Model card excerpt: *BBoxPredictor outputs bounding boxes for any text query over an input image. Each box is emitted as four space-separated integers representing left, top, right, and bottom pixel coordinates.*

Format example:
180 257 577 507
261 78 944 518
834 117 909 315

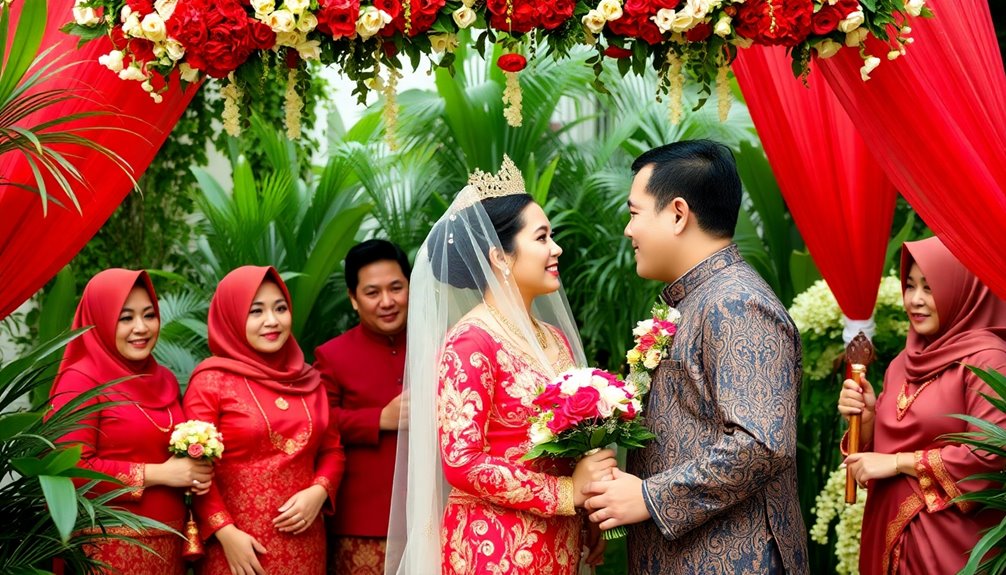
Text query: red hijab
898 237 1006 384
190 266 319 394
54 268 179 408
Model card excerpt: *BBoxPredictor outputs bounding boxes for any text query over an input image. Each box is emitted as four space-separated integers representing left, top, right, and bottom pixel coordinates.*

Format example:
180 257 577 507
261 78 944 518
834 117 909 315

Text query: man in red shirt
314 239 410 575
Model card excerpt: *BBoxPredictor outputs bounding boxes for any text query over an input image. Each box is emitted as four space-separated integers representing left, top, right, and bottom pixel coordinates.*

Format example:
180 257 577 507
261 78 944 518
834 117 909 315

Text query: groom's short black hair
631 140 741 239
345 239 412 293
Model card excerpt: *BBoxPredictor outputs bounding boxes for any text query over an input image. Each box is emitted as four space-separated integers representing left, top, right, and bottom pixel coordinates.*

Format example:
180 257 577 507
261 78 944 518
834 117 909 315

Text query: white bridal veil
384 157 586 575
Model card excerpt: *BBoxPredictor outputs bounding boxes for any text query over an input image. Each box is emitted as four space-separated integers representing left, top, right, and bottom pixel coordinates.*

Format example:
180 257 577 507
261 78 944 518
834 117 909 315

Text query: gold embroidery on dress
556 477 575 517
244 378 313 456
207 511 231 530
882 492 924 575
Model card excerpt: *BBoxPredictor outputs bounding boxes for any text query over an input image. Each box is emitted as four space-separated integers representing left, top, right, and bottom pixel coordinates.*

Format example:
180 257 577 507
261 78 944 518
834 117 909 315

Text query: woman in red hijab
184 266 344 575
49 269 213 574
839 237 1006 574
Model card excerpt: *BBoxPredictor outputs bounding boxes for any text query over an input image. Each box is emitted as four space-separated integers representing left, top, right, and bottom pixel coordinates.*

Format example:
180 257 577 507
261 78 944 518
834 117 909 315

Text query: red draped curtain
818 0 1006 300
0 0 198 319
732 46 897 321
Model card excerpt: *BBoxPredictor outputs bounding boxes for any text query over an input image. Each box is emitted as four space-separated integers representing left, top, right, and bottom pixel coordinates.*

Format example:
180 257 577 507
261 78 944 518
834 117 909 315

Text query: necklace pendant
275 397 289 410
897 395 909 410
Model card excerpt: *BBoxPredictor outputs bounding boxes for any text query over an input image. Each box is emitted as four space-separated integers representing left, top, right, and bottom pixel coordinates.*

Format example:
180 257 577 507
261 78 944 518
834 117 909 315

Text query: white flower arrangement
811 466 866 575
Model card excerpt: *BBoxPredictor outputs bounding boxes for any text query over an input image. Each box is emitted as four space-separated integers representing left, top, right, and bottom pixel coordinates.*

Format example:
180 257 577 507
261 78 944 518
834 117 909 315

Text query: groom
584 140 808 574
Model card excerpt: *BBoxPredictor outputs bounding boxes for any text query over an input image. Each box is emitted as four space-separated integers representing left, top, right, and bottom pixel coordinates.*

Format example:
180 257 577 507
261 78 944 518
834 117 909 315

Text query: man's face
624 166 681 283
350 260 410 336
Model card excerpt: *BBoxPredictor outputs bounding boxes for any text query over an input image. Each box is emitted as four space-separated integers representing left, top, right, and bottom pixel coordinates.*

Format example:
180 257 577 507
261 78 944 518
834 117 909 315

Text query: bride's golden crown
452 155 526 211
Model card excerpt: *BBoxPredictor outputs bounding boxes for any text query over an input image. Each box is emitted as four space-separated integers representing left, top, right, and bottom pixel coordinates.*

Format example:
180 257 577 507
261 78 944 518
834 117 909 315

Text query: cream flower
643 349 661 370
121 11 141 36
626 348 642 364
118 65 146 82
296 39 321 60
713 13 731 36
73 1 101 26
597 0 622 21
285 0 309 15
154 0 177 19
529 420 554 445
179 62 199 83
267 9 296 32
297 12 318 33
275 30 301 46
581 9 606 34
98 50 125 72
452 6 476 29
905 0 924 17
860 55 880 81
357 6 392 38
429 33 458 54
844 27 868 47
140 13 167 41
815 38 842 59
251 0 274 14
837 9 863 33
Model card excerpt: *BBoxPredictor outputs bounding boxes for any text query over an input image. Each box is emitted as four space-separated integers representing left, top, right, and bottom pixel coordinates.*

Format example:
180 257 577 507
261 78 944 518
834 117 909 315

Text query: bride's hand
572 449 617 507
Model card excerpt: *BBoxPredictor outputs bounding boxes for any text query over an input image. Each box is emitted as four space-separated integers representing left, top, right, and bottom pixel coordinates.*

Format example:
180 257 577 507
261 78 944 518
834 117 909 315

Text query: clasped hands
572 450 651 533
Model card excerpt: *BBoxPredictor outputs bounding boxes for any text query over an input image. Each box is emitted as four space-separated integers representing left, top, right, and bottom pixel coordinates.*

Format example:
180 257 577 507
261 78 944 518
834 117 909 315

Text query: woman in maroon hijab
49 269 213 574
184 266 344 575
839 237 1006 574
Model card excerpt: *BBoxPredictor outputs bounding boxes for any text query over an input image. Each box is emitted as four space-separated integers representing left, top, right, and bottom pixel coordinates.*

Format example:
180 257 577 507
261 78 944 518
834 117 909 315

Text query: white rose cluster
810 467 865 575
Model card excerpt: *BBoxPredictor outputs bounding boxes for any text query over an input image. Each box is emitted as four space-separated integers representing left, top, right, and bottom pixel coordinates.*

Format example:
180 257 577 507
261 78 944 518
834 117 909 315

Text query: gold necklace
895 375 938 421
244 378 312 455
135 404 173 434
485 303 549 349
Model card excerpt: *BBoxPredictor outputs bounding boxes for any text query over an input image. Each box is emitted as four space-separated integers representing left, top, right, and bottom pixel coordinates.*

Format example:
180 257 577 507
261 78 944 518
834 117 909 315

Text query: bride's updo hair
428 193 534 290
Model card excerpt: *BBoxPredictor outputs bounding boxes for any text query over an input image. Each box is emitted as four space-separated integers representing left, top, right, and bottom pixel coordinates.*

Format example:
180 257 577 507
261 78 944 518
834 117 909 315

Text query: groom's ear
668 197 690 234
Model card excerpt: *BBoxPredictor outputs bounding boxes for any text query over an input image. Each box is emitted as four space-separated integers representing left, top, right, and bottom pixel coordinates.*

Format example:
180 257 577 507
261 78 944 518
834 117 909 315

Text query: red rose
650 0 679 9
604 45 633 59
497 53 527 72
734 0 813 47
373 0 402 20
637 19 664 45
128 37 155 63
562 386 601 423
622 0 651 15
547 409 574 434
620 400 638 421
685 22 712 42
538 0 575 30
187 443 205 458
126 0 154 14
533 384 564 410
811 5 840 34
317 0 359 38
835 0 858 14
637 333 656 353
249 20 277 49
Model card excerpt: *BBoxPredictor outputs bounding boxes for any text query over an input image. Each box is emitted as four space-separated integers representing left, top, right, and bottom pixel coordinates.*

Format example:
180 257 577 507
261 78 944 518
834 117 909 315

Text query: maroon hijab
897 237 1006 384
190 266 319 394
54 268 179 408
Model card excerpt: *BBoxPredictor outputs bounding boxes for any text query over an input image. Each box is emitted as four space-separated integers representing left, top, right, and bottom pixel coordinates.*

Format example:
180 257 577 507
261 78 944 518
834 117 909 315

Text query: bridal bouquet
624 301 680 399
169 420 224 560
523 367 655 539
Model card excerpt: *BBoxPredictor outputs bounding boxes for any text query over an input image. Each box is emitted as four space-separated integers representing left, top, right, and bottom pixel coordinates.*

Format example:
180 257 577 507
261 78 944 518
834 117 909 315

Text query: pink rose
187 443 205 458
563 386 601 422
533 384 564 410
547 409 574 434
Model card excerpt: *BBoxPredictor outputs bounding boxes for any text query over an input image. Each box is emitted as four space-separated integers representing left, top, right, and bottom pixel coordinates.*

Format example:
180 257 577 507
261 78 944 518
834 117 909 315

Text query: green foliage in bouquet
0 329 171 574
522 416 656 461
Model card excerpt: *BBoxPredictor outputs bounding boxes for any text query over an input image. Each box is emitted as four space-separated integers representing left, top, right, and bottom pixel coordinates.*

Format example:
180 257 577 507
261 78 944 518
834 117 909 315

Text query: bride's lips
546 263 559 277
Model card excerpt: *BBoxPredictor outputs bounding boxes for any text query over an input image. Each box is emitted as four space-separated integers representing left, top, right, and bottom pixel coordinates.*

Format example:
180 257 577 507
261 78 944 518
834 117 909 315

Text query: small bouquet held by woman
169 420 224 560
523 367 655 539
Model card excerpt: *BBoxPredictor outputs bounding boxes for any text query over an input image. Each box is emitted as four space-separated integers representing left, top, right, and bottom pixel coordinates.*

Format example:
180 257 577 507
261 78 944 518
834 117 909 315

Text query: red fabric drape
0 0 198 320
732 46 897 320
817 0 1006 300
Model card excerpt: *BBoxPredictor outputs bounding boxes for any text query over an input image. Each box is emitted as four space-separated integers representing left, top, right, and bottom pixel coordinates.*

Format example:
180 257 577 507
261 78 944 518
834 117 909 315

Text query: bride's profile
385 157 616 575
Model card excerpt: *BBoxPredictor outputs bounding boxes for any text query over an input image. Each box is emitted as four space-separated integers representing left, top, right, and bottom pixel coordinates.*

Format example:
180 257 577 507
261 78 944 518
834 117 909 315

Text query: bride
385 157 616 575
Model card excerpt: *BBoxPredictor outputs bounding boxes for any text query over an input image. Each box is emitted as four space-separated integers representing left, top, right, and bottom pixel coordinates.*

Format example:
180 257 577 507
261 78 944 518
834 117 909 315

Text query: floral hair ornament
497 52 526 127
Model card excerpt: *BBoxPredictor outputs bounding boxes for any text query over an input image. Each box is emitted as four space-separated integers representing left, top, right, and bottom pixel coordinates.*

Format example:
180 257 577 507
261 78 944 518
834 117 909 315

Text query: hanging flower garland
65 0 931 135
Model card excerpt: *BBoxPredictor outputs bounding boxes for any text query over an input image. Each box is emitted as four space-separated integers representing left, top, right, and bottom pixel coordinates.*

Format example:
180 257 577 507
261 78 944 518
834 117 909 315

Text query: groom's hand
583 468 651 530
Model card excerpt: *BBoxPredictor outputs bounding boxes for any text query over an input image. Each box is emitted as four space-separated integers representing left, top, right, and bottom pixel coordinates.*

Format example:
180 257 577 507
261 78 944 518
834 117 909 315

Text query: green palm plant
939 366 1006 575
0 0 134 215
0 329 169 574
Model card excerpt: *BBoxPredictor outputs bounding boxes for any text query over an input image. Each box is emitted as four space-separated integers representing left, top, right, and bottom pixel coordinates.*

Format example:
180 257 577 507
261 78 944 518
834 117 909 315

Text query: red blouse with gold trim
183 369 345 575
50 370 186 575
858 349 1006 575
438 320 581 575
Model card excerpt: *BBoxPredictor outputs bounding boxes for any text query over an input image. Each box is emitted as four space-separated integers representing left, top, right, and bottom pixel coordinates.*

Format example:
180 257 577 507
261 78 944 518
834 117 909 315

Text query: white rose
597 0 622 21
251 0 274 14
140 13 166 41
267 9 296 32
859 55 880 81
581 9 605 34
73 1 101 26
814 38 841 59
118 65 147 82
119 5 132 23
98 50 125 72
529 421 554 445
632 319 654 338
643 349 661 370
275 31 301 46
296 39 322 60
650 8 673 33
666 308 681 324
670 8 697 33
905 0 924 17
179 62 200 82
837 9 863 33
559 377 580 397
357 6 391 38
844 26 868 47
429 33 458 54
285 0 309 15
686 0 713 19
598 386 628 418
713 13 731 36
121 12 141 36
154 0 177 19
297 12 318 32
452 6 477 29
